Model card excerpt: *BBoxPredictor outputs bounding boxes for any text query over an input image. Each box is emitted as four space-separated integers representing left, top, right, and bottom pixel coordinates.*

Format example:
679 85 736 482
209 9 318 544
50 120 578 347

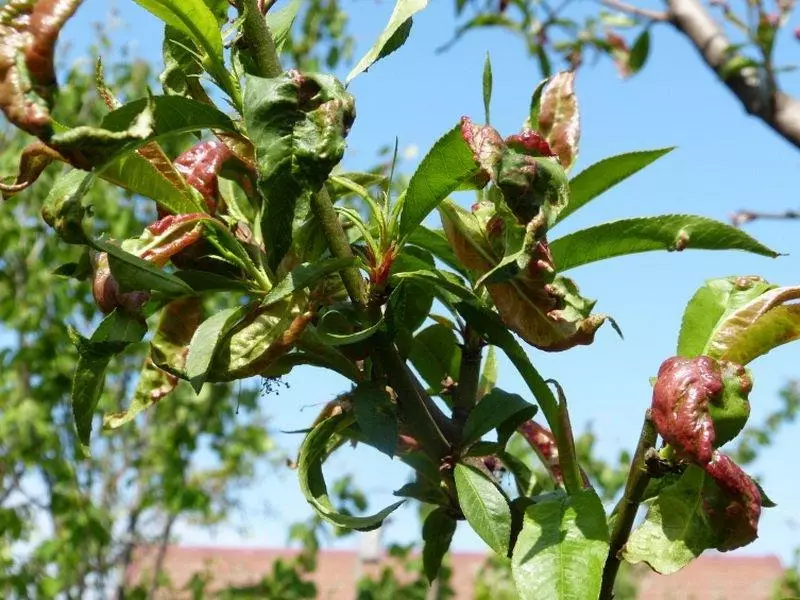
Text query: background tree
0 38 276 599
447 0 800 150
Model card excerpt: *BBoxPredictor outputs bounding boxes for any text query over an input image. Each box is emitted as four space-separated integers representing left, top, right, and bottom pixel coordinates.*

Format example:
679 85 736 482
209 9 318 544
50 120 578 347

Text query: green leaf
462 388 537 449
549 215 779 272
70 311 148 455
483 52 493 124
262 257 356 308
406 227 470 277
512 489 609 600
386 278 434 357
298 414 405 530
422 507 457 582
677 276 775 358
99 151 204 214
623 466 715 574
185 307 247 393
243 73 354 270
316 314 384 347
477 345 497 400
352 382 398 458
628 29 651 74
101 96 236 145
456 302 559 434
408 324 461 393
346 0 428 83
556 148 674 225
267 0 301 53
454 463 512 556
399 124 480 240
391 270 477 304
133 0 238 101
94 239 194 297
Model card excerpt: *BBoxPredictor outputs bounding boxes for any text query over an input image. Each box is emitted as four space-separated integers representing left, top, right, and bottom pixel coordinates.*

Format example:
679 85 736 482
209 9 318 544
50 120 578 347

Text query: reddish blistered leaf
652 356 753 461
651 356 721 465
151 297 202 377
136 213 211 267
0 0 83 137
536 72 580 170
461 115 503 184
90 251 150 314
174 140 234 213
703 451 761 550
440 199 607 351
518 419 590 487
459 117 568 224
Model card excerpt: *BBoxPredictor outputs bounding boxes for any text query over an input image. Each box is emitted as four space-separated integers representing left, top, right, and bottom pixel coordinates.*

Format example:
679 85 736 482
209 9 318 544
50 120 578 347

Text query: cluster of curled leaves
624 276 800 573
1 1 798 599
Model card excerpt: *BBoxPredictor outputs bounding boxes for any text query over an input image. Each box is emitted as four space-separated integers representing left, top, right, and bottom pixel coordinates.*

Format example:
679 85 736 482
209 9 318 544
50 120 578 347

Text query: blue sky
62 0 800 562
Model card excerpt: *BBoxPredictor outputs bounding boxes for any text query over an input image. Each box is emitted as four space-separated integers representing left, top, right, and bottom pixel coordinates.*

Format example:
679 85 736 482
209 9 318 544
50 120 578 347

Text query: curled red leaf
174 140 234 214
651 356 721 465
90 252 150 314
139 213 209 267
703 451 761 550
518 419 590 487
0 0 83 137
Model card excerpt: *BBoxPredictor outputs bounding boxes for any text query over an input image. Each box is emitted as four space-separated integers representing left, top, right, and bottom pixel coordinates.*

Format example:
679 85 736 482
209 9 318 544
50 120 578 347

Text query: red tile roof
129 546 785 599
636 554 784 600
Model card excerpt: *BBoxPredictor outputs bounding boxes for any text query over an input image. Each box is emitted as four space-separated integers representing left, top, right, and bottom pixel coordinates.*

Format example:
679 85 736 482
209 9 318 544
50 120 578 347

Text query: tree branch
600 0 669 21
600 410 658 600
237 0 283 78
666 0 800 149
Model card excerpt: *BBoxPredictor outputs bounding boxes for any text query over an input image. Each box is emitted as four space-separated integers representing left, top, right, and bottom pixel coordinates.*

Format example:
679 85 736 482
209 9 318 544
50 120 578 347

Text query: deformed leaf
298 414 405 530
0 0 82 137
512 489 609 600
151 297 202 377
103 358 178 430
549 215 779 272
346 0 428 83
243 72 355 270
210 303 312 381
677 276 775 359
422 507 457 582
454 462 512 556
535 72 580 170
702 283 800 365
94 238 194 298
477 345 498 400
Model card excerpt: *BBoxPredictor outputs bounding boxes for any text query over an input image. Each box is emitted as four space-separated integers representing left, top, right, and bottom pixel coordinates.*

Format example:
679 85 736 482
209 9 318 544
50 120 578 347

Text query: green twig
238 0 283 78
452 326 482 439
309 188 454 457
600 410 658 600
